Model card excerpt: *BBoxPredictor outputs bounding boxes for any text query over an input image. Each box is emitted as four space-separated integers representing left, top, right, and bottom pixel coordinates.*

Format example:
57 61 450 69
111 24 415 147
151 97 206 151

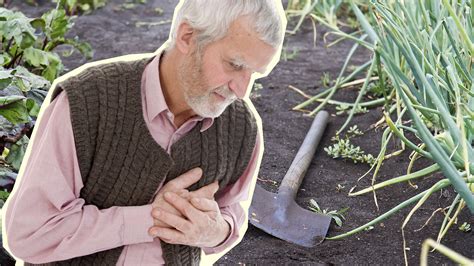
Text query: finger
189 181 219 199
164 191 202 220
153 220 174 229
166 167 203 190
152 208 193 233
151 207 177 228
177 189 190 199
149 226 185 244
190 197 219 212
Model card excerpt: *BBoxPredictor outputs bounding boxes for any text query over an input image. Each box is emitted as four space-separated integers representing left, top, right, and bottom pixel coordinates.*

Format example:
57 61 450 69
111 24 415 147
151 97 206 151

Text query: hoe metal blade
249 111 332 247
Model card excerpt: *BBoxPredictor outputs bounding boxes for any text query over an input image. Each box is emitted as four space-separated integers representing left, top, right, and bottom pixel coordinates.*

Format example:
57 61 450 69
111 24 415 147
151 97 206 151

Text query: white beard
178 49 237 118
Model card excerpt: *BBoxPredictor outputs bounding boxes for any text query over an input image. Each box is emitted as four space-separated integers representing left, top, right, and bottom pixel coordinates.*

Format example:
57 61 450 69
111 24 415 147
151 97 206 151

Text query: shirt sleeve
2 91 155 264
201 132 262 255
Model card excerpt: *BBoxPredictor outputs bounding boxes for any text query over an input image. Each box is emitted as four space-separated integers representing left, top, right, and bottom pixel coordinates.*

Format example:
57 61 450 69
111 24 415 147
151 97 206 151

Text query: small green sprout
308 199 349 227
459 222 471 232
335 104 368 116
281 46 299 61
321 72 331 87
347 125 363 137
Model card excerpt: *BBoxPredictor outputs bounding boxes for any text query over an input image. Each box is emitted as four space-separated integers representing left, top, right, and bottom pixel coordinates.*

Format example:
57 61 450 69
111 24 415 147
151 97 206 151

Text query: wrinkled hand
149 186 230 248
150 167 216 229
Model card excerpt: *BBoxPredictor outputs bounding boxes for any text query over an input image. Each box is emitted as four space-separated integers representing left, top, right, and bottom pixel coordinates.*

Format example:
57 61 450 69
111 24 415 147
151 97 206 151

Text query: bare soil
5 0 473 265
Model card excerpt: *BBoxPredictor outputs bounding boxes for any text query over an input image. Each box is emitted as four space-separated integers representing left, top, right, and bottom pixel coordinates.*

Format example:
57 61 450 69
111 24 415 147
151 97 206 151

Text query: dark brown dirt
7 0 473 265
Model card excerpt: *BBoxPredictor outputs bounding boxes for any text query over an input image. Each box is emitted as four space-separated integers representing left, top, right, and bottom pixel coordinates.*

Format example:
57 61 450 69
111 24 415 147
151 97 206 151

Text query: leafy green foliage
367 82 386 98
0 189 10 201
0 4 91 128
324 2 474 254
355 0 474 213
0 66 50 124
0 6 93 81
5 135 29 171
0 4 94 200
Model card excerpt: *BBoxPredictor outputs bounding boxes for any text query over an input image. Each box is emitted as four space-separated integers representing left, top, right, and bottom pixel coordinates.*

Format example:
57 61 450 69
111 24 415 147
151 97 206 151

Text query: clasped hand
148 167 230 248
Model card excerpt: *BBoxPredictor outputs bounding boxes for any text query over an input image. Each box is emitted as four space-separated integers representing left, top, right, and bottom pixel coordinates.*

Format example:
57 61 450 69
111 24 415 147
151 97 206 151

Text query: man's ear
176 21 196 54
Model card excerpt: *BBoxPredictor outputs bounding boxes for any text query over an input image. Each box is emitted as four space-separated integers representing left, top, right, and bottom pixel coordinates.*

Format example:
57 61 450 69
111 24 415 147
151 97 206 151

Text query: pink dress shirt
4 53 261 265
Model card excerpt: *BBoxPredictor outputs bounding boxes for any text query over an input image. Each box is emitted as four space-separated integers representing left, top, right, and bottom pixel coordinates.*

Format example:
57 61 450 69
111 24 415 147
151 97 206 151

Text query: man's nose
228 70 252 99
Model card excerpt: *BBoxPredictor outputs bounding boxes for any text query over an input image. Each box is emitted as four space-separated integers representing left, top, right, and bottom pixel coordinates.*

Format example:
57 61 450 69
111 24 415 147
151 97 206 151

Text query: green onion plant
288 0 473 256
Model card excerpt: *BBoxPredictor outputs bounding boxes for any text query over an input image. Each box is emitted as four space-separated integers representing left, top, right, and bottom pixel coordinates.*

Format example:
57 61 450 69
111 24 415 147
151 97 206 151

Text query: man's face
177 16 277 118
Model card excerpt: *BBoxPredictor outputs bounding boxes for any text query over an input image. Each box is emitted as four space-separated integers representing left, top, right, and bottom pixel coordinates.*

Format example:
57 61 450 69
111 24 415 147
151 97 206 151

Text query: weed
281 46 299 61
325 129 375 165
458 222 471 233
321 72 331 87
309 198 349 227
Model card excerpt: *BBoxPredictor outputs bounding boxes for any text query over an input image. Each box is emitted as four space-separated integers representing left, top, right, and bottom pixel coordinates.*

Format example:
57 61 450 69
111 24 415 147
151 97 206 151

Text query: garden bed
7 0 473 264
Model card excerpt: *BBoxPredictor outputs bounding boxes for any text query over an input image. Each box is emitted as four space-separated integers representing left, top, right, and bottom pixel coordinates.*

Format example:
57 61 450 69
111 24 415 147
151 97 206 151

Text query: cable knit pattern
24 55 257 266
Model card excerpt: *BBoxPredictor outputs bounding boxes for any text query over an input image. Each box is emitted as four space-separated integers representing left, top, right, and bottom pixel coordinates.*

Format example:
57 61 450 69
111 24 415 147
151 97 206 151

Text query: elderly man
3 0 285 265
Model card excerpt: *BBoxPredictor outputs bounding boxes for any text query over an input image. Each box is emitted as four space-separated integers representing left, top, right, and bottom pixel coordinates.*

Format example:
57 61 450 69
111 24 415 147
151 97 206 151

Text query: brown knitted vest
24 55 257 266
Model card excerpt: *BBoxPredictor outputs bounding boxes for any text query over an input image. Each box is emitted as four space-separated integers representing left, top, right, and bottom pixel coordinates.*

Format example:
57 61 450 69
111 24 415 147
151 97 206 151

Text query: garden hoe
249 111 332 247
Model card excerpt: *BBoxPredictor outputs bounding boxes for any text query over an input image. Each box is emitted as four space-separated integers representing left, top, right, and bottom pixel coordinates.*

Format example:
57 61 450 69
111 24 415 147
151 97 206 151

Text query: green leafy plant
325 126 375 165
51 0 108 15
1 6 93 80
314 1 474 264
308 198 349 227
0 4 93 201
367 82 386 98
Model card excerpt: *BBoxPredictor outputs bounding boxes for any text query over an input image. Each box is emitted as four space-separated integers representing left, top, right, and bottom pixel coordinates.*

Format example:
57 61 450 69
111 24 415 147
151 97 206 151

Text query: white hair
167 0 286 50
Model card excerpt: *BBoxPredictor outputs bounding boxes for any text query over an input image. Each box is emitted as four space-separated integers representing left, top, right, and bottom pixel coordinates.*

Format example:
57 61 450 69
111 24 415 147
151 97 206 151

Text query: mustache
214 86 237 100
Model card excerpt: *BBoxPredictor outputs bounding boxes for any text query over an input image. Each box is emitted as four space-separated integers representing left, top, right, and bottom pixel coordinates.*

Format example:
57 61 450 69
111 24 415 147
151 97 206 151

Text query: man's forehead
212 16 277 75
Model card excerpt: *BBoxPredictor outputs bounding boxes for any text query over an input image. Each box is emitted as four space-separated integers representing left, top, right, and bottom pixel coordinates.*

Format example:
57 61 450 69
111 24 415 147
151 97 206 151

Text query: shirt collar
143 51 214 132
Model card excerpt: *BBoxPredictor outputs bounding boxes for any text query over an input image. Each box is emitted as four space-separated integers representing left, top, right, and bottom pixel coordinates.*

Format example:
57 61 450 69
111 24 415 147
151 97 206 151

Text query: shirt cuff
202 213 235 255
121 204 155 245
